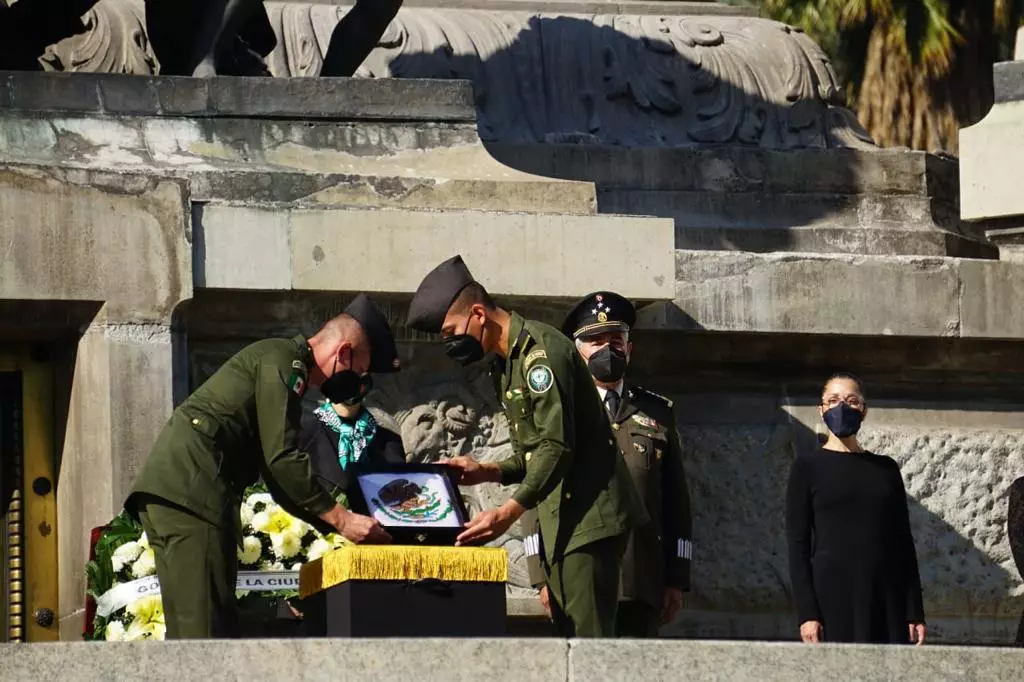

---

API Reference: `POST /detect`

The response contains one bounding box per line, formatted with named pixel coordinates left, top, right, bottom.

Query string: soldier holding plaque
left=406, top=255, right=649, bottom=637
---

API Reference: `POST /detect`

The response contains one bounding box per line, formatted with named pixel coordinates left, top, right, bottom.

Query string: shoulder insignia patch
left=524, top=349, right=548, bottom=367
left=632, top=414, right=658, bottom=428
left=527, top=365, right=554, bottom=394
left=288, top=359, right=308, bottom=397
left=287, top=371, right=306, bottom=397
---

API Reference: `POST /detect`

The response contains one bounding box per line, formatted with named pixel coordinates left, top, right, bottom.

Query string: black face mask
left=822, top=402, right=864, bottom=438
left=320, top=350, right=373, bottom=406
left=443, top=315, right=485, bottom=366
left=587, top=345, right=628, bottom=383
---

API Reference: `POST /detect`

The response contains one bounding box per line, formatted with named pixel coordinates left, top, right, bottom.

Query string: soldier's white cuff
left=524, top=533, right=541, bottom=557
left=676, top=538, right=693, bottom=560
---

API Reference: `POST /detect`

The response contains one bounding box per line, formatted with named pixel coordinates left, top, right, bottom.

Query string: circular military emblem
left=527, top=365, right=554, bottom=394
left=597, top=311, right=608, bottom=322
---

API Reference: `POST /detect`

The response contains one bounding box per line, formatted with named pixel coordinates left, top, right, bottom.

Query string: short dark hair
left=822, top=372, right=866, bottom=399
left=451, top=281, right=496, bottom=314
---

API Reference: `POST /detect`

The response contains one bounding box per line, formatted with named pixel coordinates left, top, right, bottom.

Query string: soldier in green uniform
left=126, top=294, right=400, bottom=639
left=524, top=292, right=693, bottom=637
left=406, top=256, right=649, bottom=637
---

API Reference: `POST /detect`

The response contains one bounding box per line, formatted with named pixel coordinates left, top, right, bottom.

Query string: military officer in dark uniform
left=524, top=291, right=693, bottom=637
left=126, top=294, right=400, bottom=639
left=406, top=256, right=649, bottom=637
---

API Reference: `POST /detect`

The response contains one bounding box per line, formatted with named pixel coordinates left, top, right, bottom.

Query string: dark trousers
left=615, top=600, right=661, bottom=638
left=135, top=494, right=240, bottom=639
left=546, top=533, right=628, bottom=637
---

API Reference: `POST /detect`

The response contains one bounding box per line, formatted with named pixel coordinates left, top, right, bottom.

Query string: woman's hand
left=909, top=622, right=926, bottom=646
left=799, top=620, right=823, bottom=644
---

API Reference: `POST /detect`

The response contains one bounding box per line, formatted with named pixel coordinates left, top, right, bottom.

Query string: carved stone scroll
left=30, top=0, right=874, bottom=150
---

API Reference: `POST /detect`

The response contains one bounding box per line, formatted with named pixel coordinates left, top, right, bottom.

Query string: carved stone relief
left=39, top=0, right=157, bottom=74
left=32, top=0, right=874, bottom=150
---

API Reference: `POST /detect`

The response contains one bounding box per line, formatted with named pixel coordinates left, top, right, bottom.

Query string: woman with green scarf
left=298, top=388, right=406, bottom=511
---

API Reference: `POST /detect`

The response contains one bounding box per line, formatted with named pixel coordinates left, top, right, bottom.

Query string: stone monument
left=2, top=0, right=1024, bottom=647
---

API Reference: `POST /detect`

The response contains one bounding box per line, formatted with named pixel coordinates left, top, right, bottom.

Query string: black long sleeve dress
left=1008, top=477, right=1024, bottom=647
left=785, top=448, right=925, bottom=643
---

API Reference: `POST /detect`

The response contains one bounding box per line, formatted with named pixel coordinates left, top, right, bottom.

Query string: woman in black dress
left=1009, top=477, right=1024, bottom=646
left=786, top=373, right=926, bottom=645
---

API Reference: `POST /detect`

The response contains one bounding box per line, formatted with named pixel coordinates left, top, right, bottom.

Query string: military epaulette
left=630, top=384, right=674, bottom=408
left=514, top=330, right=548, bottom=370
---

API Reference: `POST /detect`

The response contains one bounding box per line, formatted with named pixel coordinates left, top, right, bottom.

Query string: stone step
left=195, top=204, right=675, bottom=302
left=1, top=638, right=1021, bottom=681
left=190, top=169, right=596, bottom=216
left=0, top=71, right=597, bottom=216
left=635, top=249, right=1024, bottom=340
left=490, top=144, right=993, bottom=258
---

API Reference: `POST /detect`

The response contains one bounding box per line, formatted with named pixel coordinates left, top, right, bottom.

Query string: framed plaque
left=346, top=463, right=473, bottom=545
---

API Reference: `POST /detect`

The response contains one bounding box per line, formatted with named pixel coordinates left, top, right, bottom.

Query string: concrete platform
left=1, top=639, right=1021, bottom=681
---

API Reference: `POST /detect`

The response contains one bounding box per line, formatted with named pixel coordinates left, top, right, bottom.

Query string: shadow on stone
left=361, top=13, right=866, bottom=254
left=0, top=0, right=100, bottom=71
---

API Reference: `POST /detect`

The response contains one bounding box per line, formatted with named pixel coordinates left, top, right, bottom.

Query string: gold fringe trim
left=299, top=545, right=508, bottom=598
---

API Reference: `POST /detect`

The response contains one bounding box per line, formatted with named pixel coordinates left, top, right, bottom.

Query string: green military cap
left=406, top=255, right=476, bottom=334
left=560, top=291, right=636, bottom=339
left=346, top=293, right=401, bottom=373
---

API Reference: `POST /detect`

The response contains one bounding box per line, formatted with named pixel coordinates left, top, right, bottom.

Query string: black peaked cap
left=560, top=291, right=636, bottom=339
left=406, top=255, right=476, bottom=334
left=345, top=293, right=401, bottom=373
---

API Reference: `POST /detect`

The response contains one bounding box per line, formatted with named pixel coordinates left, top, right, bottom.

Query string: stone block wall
left=185, top=293, right=1024, bottom=644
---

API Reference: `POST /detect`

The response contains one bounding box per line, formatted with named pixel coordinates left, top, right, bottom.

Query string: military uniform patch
left=524, top=349, right=547, bottom=367
left=632, top=414, right=657, bottom=428
left=288, top=359, right=308, bottom=397
left=527, top=365, right=553, bottom=394
left=288, top=372, right=306, bottom=397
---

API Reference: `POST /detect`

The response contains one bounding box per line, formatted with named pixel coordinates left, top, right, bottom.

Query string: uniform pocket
left=506, top=392, right=538, bottom=445
left=180, top=411, right=227, bottom=481
left=187, top=413, right=220, bottom=440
